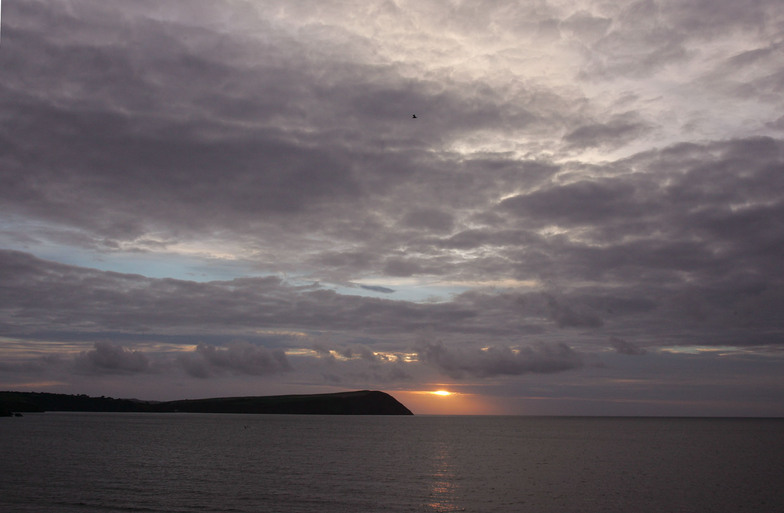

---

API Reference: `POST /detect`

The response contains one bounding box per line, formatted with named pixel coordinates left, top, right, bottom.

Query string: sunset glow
left=389, top=390, right=505, bottom=415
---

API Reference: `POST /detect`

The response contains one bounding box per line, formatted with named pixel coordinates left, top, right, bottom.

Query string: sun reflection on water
left=425, top=440, right=463, bottom=512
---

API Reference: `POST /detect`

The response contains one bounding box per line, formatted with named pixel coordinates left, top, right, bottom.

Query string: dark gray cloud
left=400, top=209, right=455, bottom=233
left=499, top=178, right=645, bottom=227
left=74, top=342, right=150, bottom=374
left=0, top=250, right=479, bottom=336
left=179, top=342, right=290, bottom=378
left=609, top=336, right=647, bottom=356
left=359, top=284, right=396, bottom=294
left=2, top=245, right=783, bottom=354
left=418, top=340, right=583, bottom=378
left=545, top=294, right=604, bottom=328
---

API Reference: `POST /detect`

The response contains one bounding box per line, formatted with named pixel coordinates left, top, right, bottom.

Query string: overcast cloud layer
left=1, top=0, right=783, bottom=415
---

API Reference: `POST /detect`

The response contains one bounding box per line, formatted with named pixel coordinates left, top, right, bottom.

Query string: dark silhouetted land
left=0, top=390, right=413, bottom=415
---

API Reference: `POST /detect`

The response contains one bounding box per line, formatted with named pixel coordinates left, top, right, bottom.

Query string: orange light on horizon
left=430, top=390, right=452, bottom=396
left=393, top=389, right=501, bottom=415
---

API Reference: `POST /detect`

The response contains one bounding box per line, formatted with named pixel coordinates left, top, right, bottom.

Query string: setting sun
left=394, top=390, right=500, bottom=415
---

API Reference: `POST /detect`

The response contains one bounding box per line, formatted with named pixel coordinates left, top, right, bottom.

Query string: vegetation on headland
left=0, top=390, right=413, bottom=415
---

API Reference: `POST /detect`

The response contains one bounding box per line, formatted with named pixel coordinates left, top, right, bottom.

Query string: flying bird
left=412, top=114, right=417, bottom=119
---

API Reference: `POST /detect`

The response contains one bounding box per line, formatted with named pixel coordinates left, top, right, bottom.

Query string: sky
left=1, top=0, right=783, bottom=416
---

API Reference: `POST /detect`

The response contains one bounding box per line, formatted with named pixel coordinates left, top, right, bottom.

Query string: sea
left=1, top=413, right=782, bottom=513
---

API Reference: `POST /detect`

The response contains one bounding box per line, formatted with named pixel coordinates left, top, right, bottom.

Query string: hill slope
left=0, top=390, right=413, bottom=415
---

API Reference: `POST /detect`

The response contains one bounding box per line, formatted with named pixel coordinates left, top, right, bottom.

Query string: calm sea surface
left=1, top=413, right=782, bottom=513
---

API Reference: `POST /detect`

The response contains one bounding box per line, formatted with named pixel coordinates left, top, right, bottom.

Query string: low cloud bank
left=179, top=342, right=291, bottom=378
left=74, top=342, right=150, bottom=374
left=418, top=340, right=582, bottom=378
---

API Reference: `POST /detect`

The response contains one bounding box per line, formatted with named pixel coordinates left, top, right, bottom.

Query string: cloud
left=74, top=342, right=150, bottom=374
left=561, top=10, right=612, bottom=44
left=4, top=242, right=784, bottom=353
left=545, top=295, right=604, bottom=328
left=418, top=340, right=583, bottom=379
left=563, top=115, right=651, bottom=149
left=359, top=284, right=396, bottom=294
left=0, top=355, right=66, bottom=375
left=609, top=336, right=647, bottom=356
left=400, top=208, right=455, bottom=233
left=179, top=342, right=290, bottom=379
left=499, top=178, right=645, bottom=228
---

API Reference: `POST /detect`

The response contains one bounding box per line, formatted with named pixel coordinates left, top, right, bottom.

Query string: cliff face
left=0, top=390, right=413, bottom=415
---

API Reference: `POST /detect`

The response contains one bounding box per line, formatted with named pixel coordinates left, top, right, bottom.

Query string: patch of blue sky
left=329, top=281, right=467, bottom=303
left=10, top=242, right=260, bottom=282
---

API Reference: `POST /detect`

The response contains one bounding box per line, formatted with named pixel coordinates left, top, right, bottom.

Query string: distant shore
left=0, top=390, right=413, bottom=416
